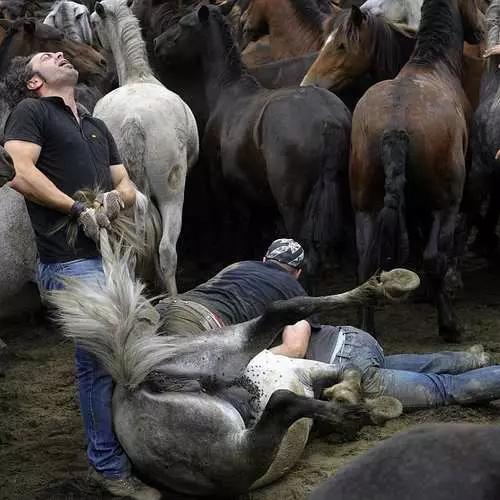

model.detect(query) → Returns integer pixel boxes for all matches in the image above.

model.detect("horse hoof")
[365,396,403,425]
[379,268,421,301]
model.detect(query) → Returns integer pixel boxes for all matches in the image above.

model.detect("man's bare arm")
[109,164,136,208]
[5,140,75,213]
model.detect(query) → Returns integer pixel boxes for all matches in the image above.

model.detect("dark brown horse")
[241,0,330,64]
[155,1,353,292]
[349,0,483,342]
[301,6,484,110]
[0,18,107,85]
[466,0,500,256]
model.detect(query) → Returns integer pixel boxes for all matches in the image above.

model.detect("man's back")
[180,260,309,325]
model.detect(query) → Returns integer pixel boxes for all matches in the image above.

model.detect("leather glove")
[95,190,124,221]
[77,207,111,243]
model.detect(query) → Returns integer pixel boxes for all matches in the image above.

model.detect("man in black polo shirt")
[3,53,161,500]
[158,238,316,357]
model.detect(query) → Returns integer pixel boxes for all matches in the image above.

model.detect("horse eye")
[338,43,345,51]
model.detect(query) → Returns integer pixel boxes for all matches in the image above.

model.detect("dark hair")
[0,55,39,109]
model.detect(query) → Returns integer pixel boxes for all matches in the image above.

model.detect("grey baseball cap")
[264,238,305,269]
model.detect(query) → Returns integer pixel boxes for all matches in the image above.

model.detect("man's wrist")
[70,200,85,219]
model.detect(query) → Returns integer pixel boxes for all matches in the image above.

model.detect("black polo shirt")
[179,260,320,328]
[4,96,120,263]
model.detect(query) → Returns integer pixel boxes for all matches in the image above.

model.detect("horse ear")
[198,4,210,22]
[350,5,365,26]
[95,2,106,18]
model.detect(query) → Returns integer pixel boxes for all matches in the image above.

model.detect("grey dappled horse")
[49,229,415,497]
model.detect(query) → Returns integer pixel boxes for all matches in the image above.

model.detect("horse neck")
[267,0,324,56]
[201,24,261,110]
[408,0,464,79]
[0,27,17,74]
[369,22,417,81]
[105,8,154,85]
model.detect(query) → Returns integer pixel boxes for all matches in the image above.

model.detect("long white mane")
[91,0,154,84]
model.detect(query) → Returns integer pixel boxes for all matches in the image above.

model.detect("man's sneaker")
[88,468,162,500]
[467,344,491,368]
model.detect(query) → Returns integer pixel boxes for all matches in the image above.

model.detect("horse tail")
[120,116,164,288]
[364,129,410,275]
[47,231,167,391]
[301,121,350,266]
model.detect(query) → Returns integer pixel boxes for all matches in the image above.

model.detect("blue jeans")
[38,257,130,478]
[335,327,500,409]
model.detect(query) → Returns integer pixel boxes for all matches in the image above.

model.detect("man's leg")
[38,257,161,499]
[361,364,500,410]
[270,320,311,358]
[384,346,491,374]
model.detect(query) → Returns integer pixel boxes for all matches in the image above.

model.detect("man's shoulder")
[11,97,45,114]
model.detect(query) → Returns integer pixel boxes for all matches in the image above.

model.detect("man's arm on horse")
[270,319,312,358]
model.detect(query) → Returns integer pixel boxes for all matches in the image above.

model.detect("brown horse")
[349,0,483,342]
[0,18,106,85]
[301,6,484,109]
[241,0,330,64]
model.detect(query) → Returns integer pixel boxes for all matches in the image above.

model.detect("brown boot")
[88,468,162,500]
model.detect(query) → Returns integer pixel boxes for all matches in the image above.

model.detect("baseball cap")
[264,238,305,269]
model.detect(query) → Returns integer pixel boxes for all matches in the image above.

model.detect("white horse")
[360,0,422,30]
[44,0,94,44]
[91,0,199,295]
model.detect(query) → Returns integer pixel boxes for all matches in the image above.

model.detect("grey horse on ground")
[49,229,416,497]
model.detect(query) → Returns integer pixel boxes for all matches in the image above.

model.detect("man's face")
[27,52,79,91]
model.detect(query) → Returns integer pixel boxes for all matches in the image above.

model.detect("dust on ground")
[1,256,500,500]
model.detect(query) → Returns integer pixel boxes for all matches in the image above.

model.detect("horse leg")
[355,211,376,335]
[238,389,370,485]
[425,206,463,343]
[157,194,184,296]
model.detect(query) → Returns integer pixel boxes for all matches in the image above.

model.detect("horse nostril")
[99,56,107,68]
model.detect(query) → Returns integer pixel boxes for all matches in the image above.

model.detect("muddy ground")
[2,256,500,500]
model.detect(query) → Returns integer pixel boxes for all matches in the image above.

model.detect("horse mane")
[289,0,324,32]
[103,0,152,80]
[208,6,261,88]
[410,0,463,74]
[333,9,416,78]
[486,0,500,50]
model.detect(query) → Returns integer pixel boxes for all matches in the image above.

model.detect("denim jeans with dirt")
[38,257,130,478]
[335,326,500,409]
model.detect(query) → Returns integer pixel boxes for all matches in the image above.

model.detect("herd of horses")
[2,0,500,497]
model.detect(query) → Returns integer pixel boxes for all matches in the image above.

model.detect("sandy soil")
[1,256,500,500]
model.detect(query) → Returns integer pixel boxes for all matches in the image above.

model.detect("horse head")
[300,6,373,90]
[240,0,268,47]
[459,0,485,45]
[16,19,107,86]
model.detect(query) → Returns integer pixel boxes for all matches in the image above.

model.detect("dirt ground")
[2,256,500,500]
